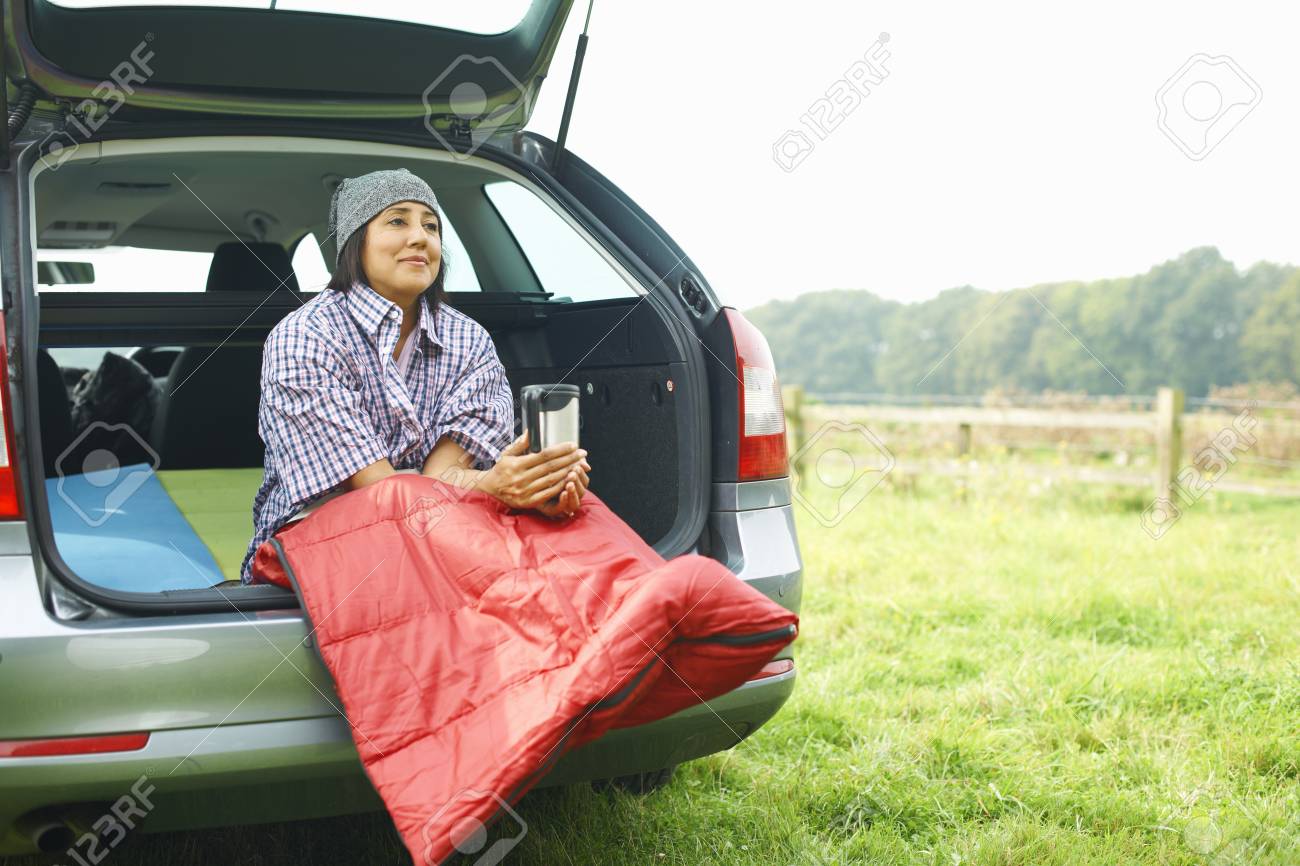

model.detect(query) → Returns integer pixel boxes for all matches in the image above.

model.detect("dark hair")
[324,214,449,309]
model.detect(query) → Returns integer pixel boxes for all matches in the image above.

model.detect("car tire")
[590,764,677,795]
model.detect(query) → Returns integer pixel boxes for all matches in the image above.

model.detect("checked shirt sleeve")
[432,330,516,471]
[259,323,389,508]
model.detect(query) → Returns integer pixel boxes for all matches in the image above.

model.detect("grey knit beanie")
[327,168,441,264]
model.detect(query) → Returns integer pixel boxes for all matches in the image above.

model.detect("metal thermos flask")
[520,384,580,453]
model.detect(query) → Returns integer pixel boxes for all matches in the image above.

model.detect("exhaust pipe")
[15,804,113,855]
[14,780,154,855]
[15,809,76,854]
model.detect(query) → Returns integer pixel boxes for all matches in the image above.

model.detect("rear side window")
[483,181,638,303]
[438,213,483,292]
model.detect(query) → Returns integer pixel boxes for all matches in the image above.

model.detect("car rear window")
[39,209,482,295]
[36,247,213,293]
[292,216,483,294]
[44,0,533,35]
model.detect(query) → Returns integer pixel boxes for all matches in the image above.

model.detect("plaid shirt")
[240,281,516,584]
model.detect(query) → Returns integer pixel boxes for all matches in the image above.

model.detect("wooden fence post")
[783,384,806,484]
[1154,386,1184,501]
[956,422,972,456]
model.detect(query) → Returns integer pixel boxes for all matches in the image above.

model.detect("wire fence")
[806,391,1300,414]
[784,386,1300,499]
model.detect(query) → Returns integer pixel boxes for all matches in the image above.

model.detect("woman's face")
[360,200,443,302]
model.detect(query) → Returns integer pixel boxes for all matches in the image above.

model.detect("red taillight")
[0,313,24,518]
[0,732,150,758]
[724,308,788,481]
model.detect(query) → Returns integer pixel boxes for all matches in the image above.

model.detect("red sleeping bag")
[251,473,798,865]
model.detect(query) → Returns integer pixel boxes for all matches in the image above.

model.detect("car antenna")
[551,0,595,178]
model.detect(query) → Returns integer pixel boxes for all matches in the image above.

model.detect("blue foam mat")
[45,463,224,591]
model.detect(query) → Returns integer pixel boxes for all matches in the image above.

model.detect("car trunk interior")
[26,142,693,601]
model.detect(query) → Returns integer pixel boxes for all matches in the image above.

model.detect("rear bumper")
[538,661,796,787]
[0,665,796,855]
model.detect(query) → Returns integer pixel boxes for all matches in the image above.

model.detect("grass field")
[7,477,1298,865]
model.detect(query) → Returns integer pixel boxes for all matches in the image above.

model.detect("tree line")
[743,247,1300,398]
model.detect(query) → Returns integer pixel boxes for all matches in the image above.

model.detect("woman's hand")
[484,430,590,518]
[533,473,588,520]
[542,452,592,519]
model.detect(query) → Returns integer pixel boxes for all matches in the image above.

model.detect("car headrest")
[206,241,300,293]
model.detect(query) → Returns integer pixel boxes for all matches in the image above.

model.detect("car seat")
[149,241,299,469]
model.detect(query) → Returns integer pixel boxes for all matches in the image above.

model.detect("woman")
[239,168,590,584]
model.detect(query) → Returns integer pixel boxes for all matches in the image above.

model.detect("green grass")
[7,479,1298,865]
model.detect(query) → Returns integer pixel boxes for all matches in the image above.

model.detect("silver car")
[0,0,803,856]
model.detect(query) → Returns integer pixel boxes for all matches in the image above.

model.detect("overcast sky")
[526,1,1299,310]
